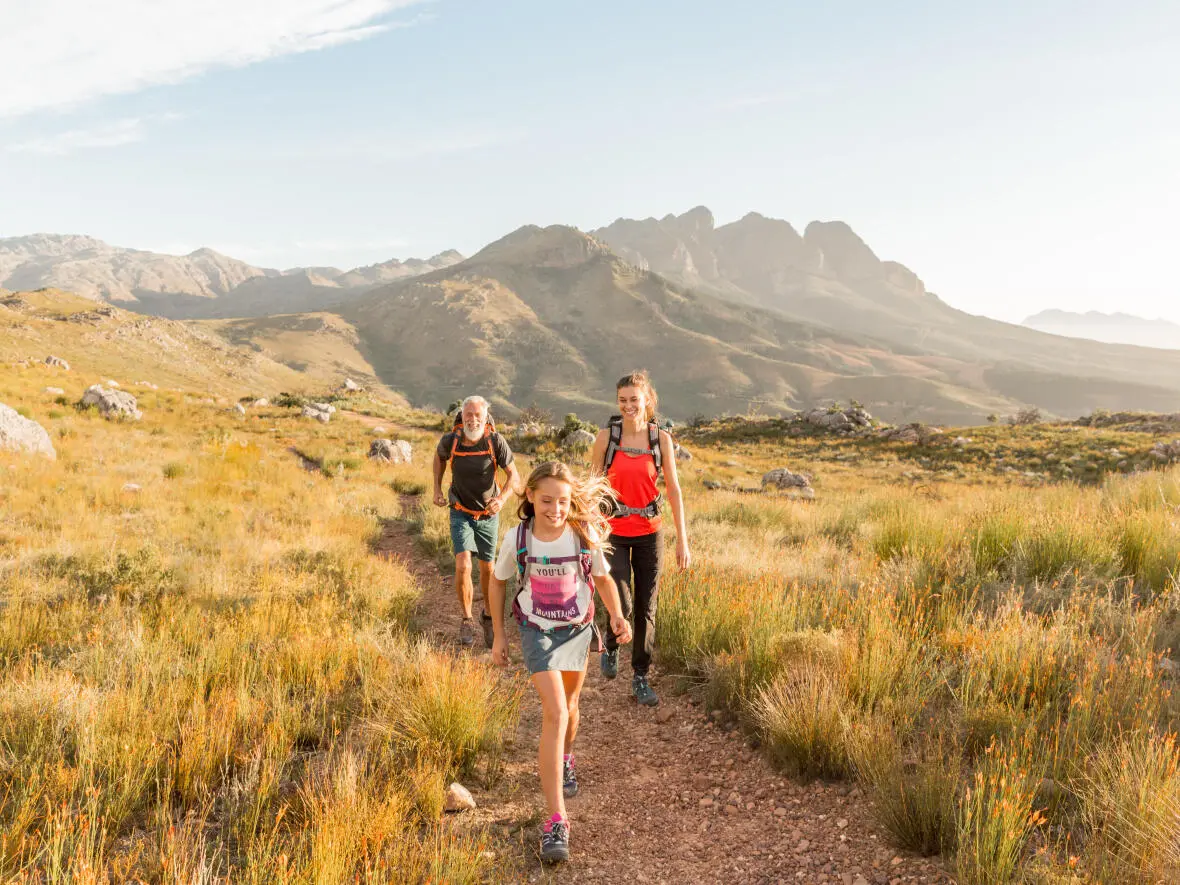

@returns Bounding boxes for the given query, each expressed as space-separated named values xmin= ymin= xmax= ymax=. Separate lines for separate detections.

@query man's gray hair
xmin=461 ymin=395 xmax=489 ymax=413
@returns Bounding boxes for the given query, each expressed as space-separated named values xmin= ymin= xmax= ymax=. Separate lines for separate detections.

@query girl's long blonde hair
xmin=516 ymin=461 xmax=614 ymax=550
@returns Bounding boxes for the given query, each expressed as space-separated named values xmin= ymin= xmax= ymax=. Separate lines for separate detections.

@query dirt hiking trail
xmin=372 ymin=493 xmax=956 ymax=885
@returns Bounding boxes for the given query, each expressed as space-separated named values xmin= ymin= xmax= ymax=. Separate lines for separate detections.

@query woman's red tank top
xmin=607 ymin=447 xmax=662 ymax=538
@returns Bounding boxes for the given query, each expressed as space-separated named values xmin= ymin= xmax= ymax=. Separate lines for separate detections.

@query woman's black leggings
xmin=602 ymin=531 xmax=663 ymax=676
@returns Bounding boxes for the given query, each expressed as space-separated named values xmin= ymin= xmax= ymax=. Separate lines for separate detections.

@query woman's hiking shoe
xmin=562 ymin=754 xmax=578 ymax=798
xmin=480 ymin=610 xmax=495 ymax=649
xmin=600 ymin=649 xmax=619 ymax=679
xmin=458 ymin=618 xmax=475 ymax=647
xmin=632 ymin=673 xmax=658 ymax=706
xmin=540 ymin=815 xmax=570 ymax=863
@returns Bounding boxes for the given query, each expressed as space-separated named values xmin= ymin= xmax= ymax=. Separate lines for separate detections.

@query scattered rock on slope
xmin=369 ymin=439 xmax=412 ymax=464
xmin=0 ymin=403 xmax=56 ymax=459
xmin=81 ymin=384 xmax=142 ymax=420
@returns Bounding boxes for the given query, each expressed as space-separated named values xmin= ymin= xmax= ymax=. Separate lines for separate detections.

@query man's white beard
xmin=463 ymin=425 xmax=484 ymax=442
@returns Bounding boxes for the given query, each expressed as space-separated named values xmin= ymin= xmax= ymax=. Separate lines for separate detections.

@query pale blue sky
xmin=1 ymin=0 xmax=1177 ymax=324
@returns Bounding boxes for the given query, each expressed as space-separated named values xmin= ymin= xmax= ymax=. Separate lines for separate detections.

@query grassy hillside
xmin=3 ymin=306 xmax=1180 ymax=880
xmin=0 ymin=358 xmax=512 ymax=880
xmin=660 ymin=418 xmax=1180 ymax=884
xmin=203 ymin=312 xmax=407 ymax=405
xmin=0 ymin=289 xmax=397 ymax=404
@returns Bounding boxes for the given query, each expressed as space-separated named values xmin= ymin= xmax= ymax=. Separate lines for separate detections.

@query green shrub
xmin=753 ymin=666 xmax=851 ymax=780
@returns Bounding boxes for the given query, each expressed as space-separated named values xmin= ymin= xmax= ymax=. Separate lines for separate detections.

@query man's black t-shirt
xmin=436 ymin=431 xmax=514 ymax=513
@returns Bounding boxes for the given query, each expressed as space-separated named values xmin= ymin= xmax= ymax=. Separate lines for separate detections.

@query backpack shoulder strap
xmin=515 ymin=519 xmax=530 ymax=579
xmin=603 ymin=415 xmax=623 ymax=470
xmin=649 ymin=421 xmax=662 ymax=474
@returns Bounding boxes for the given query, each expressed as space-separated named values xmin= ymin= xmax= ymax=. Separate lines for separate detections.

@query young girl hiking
xmin=487 ymin=461 xmax=632 ymax=864
xmin=591 ymin=370 xmax=690 ymax=706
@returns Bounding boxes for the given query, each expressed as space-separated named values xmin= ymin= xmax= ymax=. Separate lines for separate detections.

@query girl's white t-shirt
xmin=493 ymin=525 xmax=609 ymax=630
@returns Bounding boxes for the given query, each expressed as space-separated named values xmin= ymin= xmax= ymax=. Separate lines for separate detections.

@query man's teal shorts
xmin=449 ymin=509 xmax=498 ymax=561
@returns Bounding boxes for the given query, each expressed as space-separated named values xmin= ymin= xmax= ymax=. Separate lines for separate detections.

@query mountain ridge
xmin=0 ymin=233 xmax=464 ymax=319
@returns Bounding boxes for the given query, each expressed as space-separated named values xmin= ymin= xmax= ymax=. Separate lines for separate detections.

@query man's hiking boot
xmin=632 ymin=673 xmax=658 ymax=706
xmin=540 ymin=815 xmax=570 ymax=863
xmin=600 ymin=649 xmax=619 ymax=680
xmin=480 ymin=610 xmax=495 ymax=649
xmin=458 ymin=618 xmax=475 ymax=647
xmin=562 ymin=754 xmax=578 ymax=799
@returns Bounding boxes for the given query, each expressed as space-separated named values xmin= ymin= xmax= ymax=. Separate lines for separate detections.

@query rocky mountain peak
xmin=669 ymin=205 xmax=716 ymax=234
xmin=469 ymin=225 xmax=611 ymax=269
xmin=803 ymin=220 xmax=882 ymax=280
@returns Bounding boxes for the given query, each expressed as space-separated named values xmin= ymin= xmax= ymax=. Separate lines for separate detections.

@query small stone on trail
xmin=656 ymin=707 xmax=674 ymax=723
xmin=444 ymin=782 xmax=476 ymax=813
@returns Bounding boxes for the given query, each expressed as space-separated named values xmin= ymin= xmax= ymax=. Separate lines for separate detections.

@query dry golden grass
xmin=0 ymin=362 xmax=511 ymax=882
xmin=662 ymin=420 xmax=1180 ymax=883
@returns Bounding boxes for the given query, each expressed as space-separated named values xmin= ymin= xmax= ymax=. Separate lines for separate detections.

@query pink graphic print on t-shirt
xmin=529 ymin=563 xmax=581 ymax=622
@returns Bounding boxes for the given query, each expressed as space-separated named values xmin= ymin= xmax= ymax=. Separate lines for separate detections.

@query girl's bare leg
xmin=531 ymin=671 xmax=569 ymax=819
xmin=560 ymin=666 xmax=587 ymax=753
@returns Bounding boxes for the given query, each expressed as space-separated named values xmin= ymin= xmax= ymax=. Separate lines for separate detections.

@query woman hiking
xmin=590 ymin=370 xmax=690 ymax=706
xmin=487 ymin=461 xmax=632 ymax=864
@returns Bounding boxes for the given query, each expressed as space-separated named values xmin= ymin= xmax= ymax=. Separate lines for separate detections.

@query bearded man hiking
xmin=433 ymin=395 xmax=520 ymax=647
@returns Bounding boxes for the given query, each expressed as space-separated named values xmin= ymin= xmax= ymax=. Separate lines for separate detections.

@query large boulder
xmin=1150 ymin=440 xmax=1180 ymax=463
xmin=512 ymin=422 xmax=543 ymax=439
xmin=81 ymin=384 xmax=142 ymax=420
xmin=0 ymin=403 xmax=56 ymax=459
xmin=563 ymin=428 xmax=596 ymax=450
xmin=797 ymin=405 xmax=873 ymax=434
xmin=675 ymin=445 xmax=693 ymax=462
xmin=804 ymin=408 xmax=852 ymax=430
xmin=302 ymin=404 xmax=331 ymax=423
xmin=341 ymin=378 xmax=362 ymax=392
xmin=369 ymin=438 xmax=412 ymax=464
xmin=878 ymin=423 xmax=941 ymax=444
xmin=44 ymin=355 xmax=70 ymax=370
xmin=762 ymin=467 xmax=812 ymax=490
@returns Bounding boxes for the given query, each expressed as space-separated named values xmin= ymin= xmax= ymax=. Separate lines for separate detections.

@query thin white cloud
xmin=0 ymin=1 xmax=430 ymax=118
xmin=6 ymin=112 xmax=185 ymax=155
xmin=6 ymin=118 xmax=145 ymax=155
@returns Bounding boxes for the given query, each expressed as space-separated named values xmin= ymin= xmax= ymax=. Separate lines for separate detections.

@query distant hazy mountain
xmin=1023 ymin=309 xmax=1180 ymax=350
xmin=590 ymin=207 xmax=1180 ymax=416
xmin=333 ymin=223 xmax=1180 ymax=422
xmin=0 ymin=234 xmax=463 ymax=318
xmin=10 ymin=215 xmax=1180 ymax=423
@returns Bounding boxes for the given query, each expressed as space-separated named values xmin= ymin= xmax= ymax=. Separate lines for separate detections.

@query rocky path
xmin=372 ymin=495 xmax=956 ymax=885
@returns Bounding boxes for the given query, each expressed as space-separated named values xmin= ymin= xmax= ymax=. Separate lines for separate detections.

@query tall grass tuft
xmin=852 ymin=721 xmax=962 ymax=856
xmin=1078 ymin=731 xmax=1180 ymax=884
xmin=955 ymin=738 xmax=1046 ymax=885
xmin=753 ymin=666 xmax=852 ymax=780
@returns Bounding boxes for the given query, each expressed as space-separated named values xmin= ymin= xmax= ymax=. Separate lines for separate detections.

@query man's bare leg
xmin=454 ymin=551 xmax=474 ymax=619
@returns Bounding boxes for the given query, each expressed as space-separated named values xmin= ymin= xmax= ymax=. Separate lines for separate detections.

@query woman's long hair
xmin=616 ymin=369 xmax=658 ymax=423
xmin=516 ymin=461 xmax=614 ymax=550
